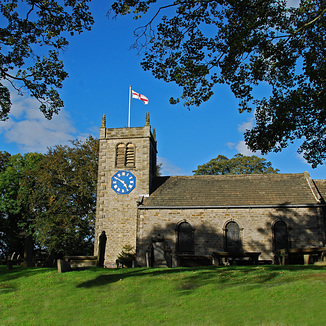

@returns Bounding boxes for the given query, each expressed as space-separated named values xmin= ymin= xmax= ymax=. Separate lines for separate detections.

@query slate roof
xmin=141 ymin=173 xmax=324 ymax=208
xmin=314 ymin=180 xmax=326 ymax=202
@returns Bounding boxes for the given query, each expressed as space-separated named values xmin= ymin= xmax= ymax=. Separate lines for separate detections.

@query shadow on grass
xmin=76 ymin=264 xmax=326 ymax=292
xmin=0 ymin=265 xmax=56 ymax=294
xmin=76 ymin=267 xmax=199 ymax=288
xmin=0 ymin=265 xmax=55 ymax=282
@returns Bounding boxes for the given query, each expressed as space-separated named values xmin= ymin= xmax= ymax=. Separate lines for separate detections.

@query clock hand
xmin=114 ymin=177 xmax=128 ymax=190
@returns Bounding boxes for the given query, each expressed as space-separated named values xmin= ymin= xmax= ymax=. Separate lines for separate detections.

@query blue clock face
xmin=111 ymin=170 xmax=136 ymax=195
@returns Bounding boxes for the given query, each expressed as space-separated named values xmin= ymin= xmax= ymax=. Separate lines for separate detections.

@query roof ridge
xmin=167 ymin=173 xmax=305 ymax=178
xmin=304 ymin=171 xmax=322 ymax=203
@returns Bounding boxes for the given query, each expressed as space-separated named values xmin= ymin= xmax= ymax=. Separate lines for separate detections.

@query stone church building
xmin=94 ymin=114 xmax=326 ymax=268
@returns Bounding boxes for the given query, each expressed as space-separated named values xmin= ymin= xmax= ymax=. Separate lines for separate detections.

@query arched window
xmin=273 ymin=221 xmax=289 ymax=252
xmin=125 ymin=143 xmax=135 ymax=167
xmin=225 ymin=221 xmax=241 ymax=252
xmin=177 ymin=222 xmax=194 ymax=254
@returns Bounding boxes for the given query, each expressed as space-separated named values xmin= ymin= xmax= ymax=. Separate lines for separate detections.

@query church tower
xmin=94 ymin=113 xmax=157 ymax=267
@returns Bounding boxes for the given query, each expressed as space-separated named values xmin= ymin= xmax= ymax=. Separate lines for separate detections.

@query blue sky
xmin=1 ymin=1 xmax=326 ymax=180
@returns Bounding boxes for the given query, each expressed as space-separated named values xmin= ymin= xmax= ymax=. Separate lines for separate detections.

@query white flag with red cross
xmin=132 ymin=90 xmax=149 ymax=105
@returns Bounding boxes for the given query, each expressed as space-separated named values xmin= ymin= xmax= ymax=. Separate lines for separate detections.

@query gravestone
xmin=6 ymin=257 xmax=13 ymax=270
xmin=57 ymin=259 xmax=71 ymax=273
xmin=22 ymin=235 xmax=34 ymax=267
xmin=152 ymin=241 xmax=166 ymax=267
xmin=146 ymin=234 xmax=172 ymax=267
xmin=97 ymin=231 xmax=107 ymax=267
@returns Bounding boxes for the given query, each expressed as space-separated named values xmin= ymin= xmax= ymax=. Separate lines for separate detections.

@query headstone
xmin=145 ymin=251 xmax=150 ymax=267
xmin=97 ymin=231 xmax=107 ymax=267
xmin=6 ymin=257 xmax=13 ymax=270
xmin=23 ymin=235 xmax=35 ymax=267
xmin=57 ymin=259 xmax=71 ymax=273
xmin=148 ymin=234 xmax=172 ymax=268
xmin=304 ymin=254 xmax=310 ymax=265
xmin=152 ymin=241 xmax=166 ymax=267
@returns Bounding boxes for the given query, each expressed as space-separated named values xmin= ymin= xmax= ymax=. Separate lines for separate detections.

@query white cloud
xmin=296 ymin=151 xmax=310 ymax=165
xmin=238 ymin=117 xmax=254 ymax=133
xmin=226 ymin=142 xmax=236 ymax=149
xmin=0 ymin=94 xmax=77 ymax=153
xmin=225 ymin=115 xmax=259 ymax=155
xmin=158 ymin=157 xmax=185 ymax=176
xmin=235 ymin=140 xmax=260 ymax=156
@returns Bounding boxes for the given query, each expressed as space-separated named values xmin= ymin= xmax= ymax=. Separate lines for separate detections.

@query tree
xmin=29 ymin=136 xmax=98 ymax=257
xmin=156 ymin=162 xmax=163 ymax=176
xmin=0 ymin=137 xmax=98 ymax=260
xmin=193 ymin=153 xmax=279 ymax=175
xmin=111 ymin=0 xmax=326 ymax=167
xmin=0 ymin=0 xmax=94 ymax=120
xmin=0 ymin=152 xmax=43 ymax=257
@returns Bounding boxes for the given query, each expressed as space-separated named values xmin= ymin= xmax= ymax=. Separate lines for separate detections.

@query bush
xmin=117 ymin=244 xmax=136 ymax=268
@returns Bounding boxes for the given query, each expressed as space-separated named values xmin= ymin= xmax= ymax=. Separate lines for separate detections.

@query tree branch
xmin=132 ymin=3 xmax=179 ymax=52
xmin=293 ymin=7 xmax=326 ymax=35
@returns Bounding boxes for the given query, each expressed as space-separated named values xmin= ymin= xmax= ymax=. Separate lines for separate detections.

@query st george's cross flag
xmin=132 ymin=90 xmax=149 ymax=105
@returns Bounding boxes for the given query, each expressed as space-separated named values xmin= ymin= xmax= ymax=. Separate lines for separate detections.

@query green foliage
xmin=0 ymin=152 xmax=43 ymax=257
xmin=0 ymin=0 xmax=94 ymax=120
xmin=111 ymin=0 xmax=326 ymax=167
xmin=29 ymin=136 xmax=99 ymax=256
xmin=193 ymin=153 xmax=279 ymax=175
xmin=1 ymin=265 xmax=326 ymax=325
xmin=0 ymin=136 xmax=98 ymax=258
xmin=117 ymin=244 xmax=136 ymax=267
xmin=156 ymin=162 xmax=163 ymax=176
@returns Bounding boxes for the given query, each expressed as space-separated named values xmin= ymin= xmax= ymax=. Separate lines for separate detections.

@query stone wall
xmin=137 ymin=206 xmax=324 ymax=266
xmin=94 ymin=116 xmax=326 ymax=268
xmin=94 ymin=123 xmax=157 ymax=267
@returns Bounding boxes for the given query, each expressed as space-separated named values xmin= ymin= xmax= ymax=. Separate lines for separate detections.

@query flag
xmin=132 ymin=90 xmax=149 ymax=105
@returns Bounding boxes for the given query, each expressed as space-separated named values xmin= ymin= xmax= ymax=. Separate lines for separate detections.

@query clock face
xmin=111 ymin=170 xmax=136 ymax=195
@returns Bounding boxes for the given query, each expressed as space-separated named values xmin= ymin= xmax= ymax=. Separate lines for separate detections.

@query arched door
xmin=225 ymin=221 xmax=241 ymax=252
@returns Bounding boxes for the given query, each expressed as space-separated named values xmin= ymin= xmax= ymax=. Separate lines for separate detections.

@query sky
xmin=1 ymin=1 xmax=326 ymax=180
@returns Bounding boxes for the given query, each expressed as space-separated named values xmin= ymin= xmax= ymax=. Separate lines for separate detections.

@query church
xmin=94 ymin=114 xmax=326 ymax=268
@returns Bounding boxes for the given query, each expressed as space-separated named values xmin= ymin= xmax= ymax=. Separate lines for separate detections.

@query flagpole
xmin=128 ymin=85 xmax=131 ymax=128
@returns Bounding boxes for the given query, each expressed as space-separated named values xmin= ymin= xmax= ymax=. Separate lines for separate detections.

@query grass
xmin=0 ymin=265 xmax=325 ymax=325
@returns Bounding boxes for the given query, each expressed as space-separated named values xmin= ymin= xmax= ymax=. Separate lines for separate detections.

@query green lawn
xmin=0 ymin=265 xmax=325 ymax=325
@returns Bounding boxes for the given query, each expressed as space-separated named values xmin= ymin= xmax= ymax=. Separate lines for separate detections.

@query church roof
xmin=141 ymin=173 xmax=324 ymax=208
xmin=313 ymin=179 xmax=326 ymax=202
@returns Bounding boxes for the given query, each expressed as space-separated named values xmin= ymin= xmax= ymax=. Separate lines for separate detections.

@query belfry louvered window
xmin=125 ymin=143 xmax=135 ymax=167
xmin=116 ymin=143 xmax=126 ymax=167
xmin=115 ymin=143 xmax=135 ymax=168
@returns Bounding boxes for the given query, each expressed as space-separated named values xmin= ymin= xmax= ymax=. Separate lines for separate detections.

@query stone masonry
xmin=137 ymin=206 xmax=325 ymax=266
xmin=94 ymin=114 xmax=157 ymax=268
xmin=94 ymin=115 xmax=326 ymax=267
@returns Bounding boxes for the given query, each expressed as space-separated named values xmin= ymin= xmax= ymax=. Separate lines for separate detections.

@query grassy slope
xmin=0 ymin=265 xmax=325 ymax=325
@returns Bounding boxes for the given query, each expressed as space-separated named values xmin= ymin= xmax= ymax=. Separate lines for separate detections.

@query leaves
xmin=0 ymin=137 xmax=99 ymax=258
xmin=0 ymin=0 xmax=94 ymax=120
xmin=30 ymin=136 xmax=98 ymax=256
xmin=0 ymin=152 xmax=43 ymax=256
xmin=193 ymin=153 xmax=279 ymax=175
xmin=111 ymin=0 xmax=326 ymax=166
xmin=117 ymin=244 xmax=136 ymax=267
